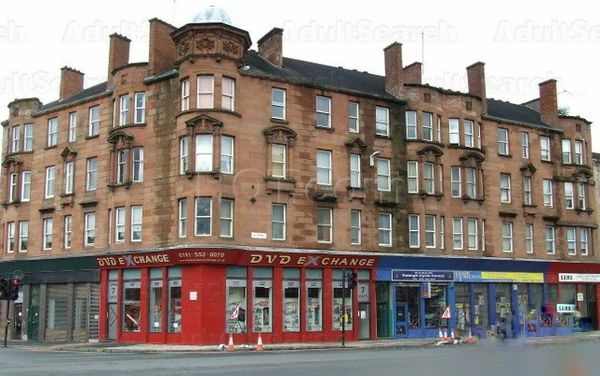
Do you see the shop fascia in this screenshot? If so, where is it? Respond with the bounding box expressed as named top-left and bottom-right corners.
top-left (390, 269), bottom-right (544, 283)
top-left (95, 248), bottom-right (379, 269)
top-left (558, 273), bottom-right (600, 283)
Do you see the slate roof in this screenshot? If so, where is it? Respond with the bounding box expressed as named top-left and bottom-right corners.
top-left (242, 50), bottom-right (403, 103)
top-left (485, 98), bottom-right (560, 131)
top-left (33, 82), bottom-right (111, 116)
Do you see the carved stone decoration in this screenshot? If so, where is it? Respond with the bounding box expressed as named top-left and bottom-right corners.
top-left (344, 136), bottom-right (367, 153)
top-left (263, 125), bottom-right (297, 146)
top-left (222, 40), bottom-right (239, 55)
top-left (107, 130), bottom-right (135, 150)
top-left (196, 37), bottom-right (215, 50)
top-left (185, 113), bottom-right (224, 135)
top-left (177, 41), bottom-right (190, 57)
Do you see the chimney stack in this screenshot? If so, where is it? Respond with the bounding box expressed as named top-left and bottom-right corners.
top-left (257, 28), bottom-right (283, 67)
top-left (148, 18), bottom-right (177, 75)
top-left (384, 42), bottom-right (403, 95)
top-left (539, 79), bottom-right (558, 121)
top-left (59, 66), bottom-right (84, 100)
top-left (108, 33), bottom-right (131, 77)
top-left (466, 62), bottom-right (487, 113)
top-left (403, 62), bottom-right (422, 85)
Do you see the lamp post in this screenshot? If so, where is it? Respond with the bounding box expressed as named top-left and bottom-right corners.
top-left (2, 270), bottom-right (24, 347)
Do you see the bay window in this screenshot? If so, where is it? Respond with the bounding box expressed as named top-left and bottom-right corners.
top-left (197, 75), bottom-right (214, 108)
top-left (195, 197), bottom-right (212, 236)
top-left (195, 134), bottom-right (213, 172)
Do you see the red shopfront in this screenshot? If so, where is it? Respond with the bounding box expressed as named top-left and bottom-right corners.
top-left (546, 262), bottom-right (600, 333)
top-left (97, 249), bottom-right (379, 345)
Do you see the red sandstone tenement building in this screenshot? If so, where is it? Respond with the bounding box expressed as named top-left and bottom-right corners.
top-left (1, 7), bottom-right (599, 344)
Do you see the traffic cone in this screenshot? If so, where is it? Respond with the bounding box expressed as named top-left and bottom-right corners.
top-left (256, 333), bottom-right (264, 352)
top-left (450, 330), bottom-right (455, 339)
top-left (468, 329), bottom-right (473, 338)
top-left (227, 333), bottom-right (234, 352)
top-left (443, 330), bottom-right (448, 339)
top-left (438, 328), bottom-right (443, 340)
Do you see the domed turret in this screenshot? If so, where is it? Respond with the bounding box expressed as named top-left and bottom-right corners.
top-left (192, 5), bottom-right (232, 25)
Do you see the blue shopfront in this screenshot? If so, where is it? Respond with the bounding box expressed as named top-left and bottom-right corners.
top-left (376, 256), bottom-right (548, 339)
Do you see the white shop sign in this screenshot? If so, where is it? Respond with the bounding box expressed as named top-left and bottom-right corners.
top-left (357, 281), bottom-right (370, 303)
top-left (556, 304), bottom-right (576, 313)
top-left (558, 273), bottom-right (600, 283)
top-left (251, 232), bottom-right (267, 239)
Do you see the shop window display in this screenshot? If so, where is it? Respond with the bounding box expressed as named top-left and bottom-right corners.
top-left (306, 269), bottom-right (323, 331)
top-left (332, 270), bottom-right (352, 331)
top-left (496, 284), bottom-right (511, 325)
top-left (283, 268), bottom-right (300, 332)
top-left (558, 284), bottom-right (577, 328)
top-left (149, 268), bottom-right (163, 333)
top-left (253, 267), bottom-right (273, 333)
top-left (424, 284), bottom-right (447, 329)
top-left (122, 269), bottom-right (141, 332)
top-left (542, 284), bottom-right (558, 328)
top-left (168, 266), bottom-right (182, 333)
top-left (226, 267), bottom-right (247, 333)
top-left (473, 284), bottom-right (488, 330)
top-left (455, 283), bottom-right (471, 334)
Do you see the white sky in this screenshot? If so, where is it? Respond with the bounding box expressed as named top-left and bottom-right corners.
top-left (1, 0), bottom-right (599, 150)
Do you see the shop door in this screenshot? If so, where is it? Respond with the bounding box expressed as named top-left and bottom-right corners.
top-left (108, 304), bottom-right (117, 340)
top-left (376, 302), bottom-right (389, 338)
top-left (27, 305), bottom-right (39, 341)
top-left (395, 303), bottom-right (408, 337)
top-left (358, 303), bottom-right (370, 339)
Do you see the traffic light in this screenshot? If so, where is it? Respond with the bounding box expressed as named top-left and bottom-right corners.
top-left (10, 277), bottom-right (22, 300)
top-left (0, 279), bottom-right (7, 300)
top-left (347, 272), bottom-right (358, 290)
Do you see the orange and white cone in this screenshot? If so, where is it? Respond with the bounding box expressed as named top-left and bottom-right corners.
top-left (438, 328), bottom-right (444, 340)
top-left (443, 330), bottom-right (448, 339)
top-left (256, 333), bottom-right (265, 352)
top-left (450, 330), bottom-right (455, 339)
top-left (227, 333), bottom-right (234, 352)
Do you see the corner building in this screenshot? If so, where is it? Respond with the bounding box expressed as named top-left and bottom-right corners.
top-left (1, 8), bottom-right (598, 344)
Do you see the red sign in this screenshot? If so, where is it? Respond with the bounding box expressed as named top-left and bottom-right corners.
top-left (95, 249), bottom-right (242, 269)
top-left (96, 249), bottom-right (379, 269)
top-left (240, 252), bottom-right (378, 268)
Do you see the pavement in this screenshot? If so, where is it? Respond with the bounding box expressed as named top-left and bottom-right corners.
top-left (6, 331), bottom-right (600, 353)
